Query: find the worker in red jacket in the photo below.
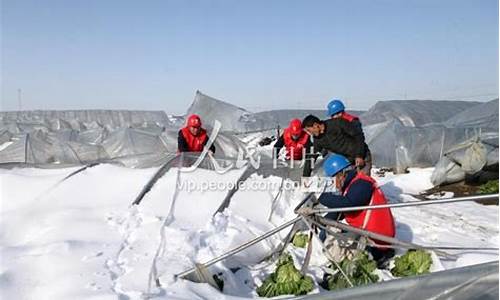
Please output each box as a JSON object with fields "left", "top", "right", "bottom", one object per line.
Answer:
{"left": 178, "top": 114, "right": 215, "bottom": 154}
{"left": 274, "top": 119, "right": 313, "bottom": 176}
{"left": 319, "top": 153, "right": 395, "bottom": 264}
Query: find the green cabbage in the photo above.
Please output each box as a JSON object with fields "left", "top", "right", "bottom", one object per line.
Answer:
{"left": 256, "top": 253, "right": 315, "bottom": 297}
{"left": 478, "top": 180, "right": 499, "bottom": 194}
{"left": 325, "top": 251, "right": 379, "bottom": 290}
{"left": 390, "top": 249, "right": 432, "bottom": 277}
{"left": 292, "top": 233, "right": 309, "bottom": 248}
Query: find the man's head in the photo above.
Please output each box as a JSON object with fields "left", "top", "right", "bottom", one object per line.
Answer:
{"left": 323, "top": 154, "right": 353, "bottom": 190}
{"left": 302, "top": 115, "right": 323, "bottom": 137}
{"left": 327, "top": 99, "right": 345, "bottom": 118}
{"left": 187, "top": 114, "right": 202, "bottom": 136}
{"left": 288, "top": 118, "right": 303, "bottom": 140}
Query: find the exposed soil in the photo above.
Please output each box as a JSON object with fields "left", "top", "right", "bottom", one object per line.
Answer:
{"left": 418, "top": 181, "right": 498, "bottom": 205}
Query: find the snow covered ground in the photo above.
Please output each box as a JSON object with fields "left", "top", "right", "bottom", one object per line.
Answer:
{"left": 0, "top": 164, "right": 498, "bottom": 299}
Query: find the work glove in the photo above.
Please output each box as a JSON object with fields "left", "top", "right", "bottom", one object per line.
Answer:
{"left": 296, "top": 207, "right": 315, "bottom": 215}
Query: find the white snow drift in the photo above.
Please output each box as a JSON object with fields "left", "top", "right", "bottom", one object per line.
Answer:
{"left": 0, "top": 165, "right": 498, "bottom": 299}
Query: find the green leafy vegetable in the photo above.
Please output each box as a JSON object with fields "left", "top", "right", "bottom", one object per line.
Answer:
{"left": 325, "top": 251, "right": 379, "bottom": 291}
{"left": 390, "top": 249, "right": 432, "bottom": 277}
{"left": 292, "top": 233, "right": 309, "bottom": 248}
{"left": 256, "top": 253, "right": 315, "bottom": 297}
{"left": 478, "top": 180, "right": 499, "bottom": 194}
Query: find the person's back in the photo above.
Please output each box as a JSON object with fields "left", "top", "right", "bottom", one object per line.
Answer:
{"left": 303, "top": 116, "right": 369, "bottom": 166}
{"left": 322, "top": 118, "right": 367, "bottom": 162}
{"left": 338, "top": 111, "right": 365, "bottom": 139}
{"left": 326, "top": 99, "right": 372, "bottom": 175}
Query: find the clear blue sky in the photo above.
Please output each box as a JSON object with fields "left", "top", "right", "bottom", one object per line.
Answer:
{"left": 1, "top": 0, "right": 498, "bottom": 114}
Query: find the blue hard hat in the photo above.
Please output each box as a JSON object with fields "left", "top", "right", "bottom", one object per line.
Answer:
{"left": 327, "top": 99, "right": 345, "bottom": 116}
{"left": 323, "top": 154, "right": 351, "bottom": 177}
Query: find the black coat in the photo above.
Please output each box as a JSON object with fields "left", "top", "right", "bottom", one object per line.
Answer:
{"left": 313, "top": 118, "right": 369, "bottom": 162}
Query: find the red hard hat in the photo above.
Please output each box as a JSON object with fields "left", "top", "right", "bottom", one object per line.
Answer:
{"left": 289, "top": 118, "right": 302, "bottom": 136}
{"left": 187, "top": 114, "right": 202, "bottom": 128}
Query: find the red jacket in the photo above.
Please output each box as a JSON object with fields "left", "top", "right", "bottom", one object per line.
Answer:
{"left": 283, "top": 128, "right": 310, "bottom": 160}
{"left": 343, "top": 172, "right": 395, "bottom": 247}
{"left": 179, "top": 127, "right": 208, "bottom": 152}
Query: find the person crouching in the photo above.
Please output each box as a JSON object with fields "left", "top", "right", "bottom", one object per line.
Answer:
{"left": 318, "top": 154, "right": 395, "bottom": 265}
{"left": 273, "top": 118, "right": 313, "bottom": 178}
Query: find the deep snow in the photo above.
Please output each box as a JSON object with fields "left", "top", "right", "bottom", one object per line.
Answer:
{"left": 0, "top": 164, "right": 498, "bottom": 299}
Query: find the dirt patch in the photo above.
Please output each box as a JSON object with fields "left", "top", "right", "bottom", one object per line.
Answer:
{"left": 418, "top": 181, "right": 498, "bottom": 205}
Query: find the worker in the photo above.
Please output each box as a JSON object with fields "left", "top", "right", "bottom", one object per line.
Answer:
{"left": 326, "top": 99, "right": 371, "bottom": 174}
{"left": 178, "top": 114, "right": 215, "bottom": 154}
{"left": 318, "top": 154, "right": 395, "bottom": 264}
{"left": 302, "top": 111, "right": 371, "bottom": 175}
{"left": 274, "top": 119, "right": 311, "bottom": 160}
{"left": 273, "top": 119, "right": 313, "bottom": 177}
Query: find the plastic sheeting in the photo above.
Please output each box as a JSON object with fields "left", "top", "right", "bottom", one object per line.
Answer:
{"left": 186, "top": 91, "right": 264, "bottom": 133}
{"left": 0, "top": 106, "right": 247, "bottom": 167}
{"left": 431, "top": 135, "right": 499, "bottom": 185}
{"left": 444, "top": 99, "right": 499, "bottom": 129}
{"left": 360, "top": 100, "right": 480, "bottom": 127}
{"left": 365, "top": 122, "right": 493, "bottom": 172}
{"left": 0, "top": 93, "right": 497, "bottom": 172}
{"left": 0, "top": 110, "right": 175, "bottom": 131}
{"left": 0, "top": 130, "right": 111, "bottom": 165}
{"left": 300, "top": 261, "right": 498, "bottom": 300}
{"left": 186, "top": 91, "right": 363, "bottom": 133}
{"left": 363, "top": 99, "right": 498, "bottom": 172}
{"left": 101, "top": 128, "right": 168, "bottom": 159}
{"left": 0, "top": 127, "right": 246, "bottom": 168}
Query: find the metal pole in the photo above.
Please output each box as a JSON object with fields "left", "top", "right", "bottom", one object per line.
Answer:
{"left": 132, "top": 154, "right": 180, "bottom": 205}
{"left": 311, "top": 194, "right": 499, "bottom": 214}
{"left": 294, "top": 193, "right": 315, "bottom": 212}
{"left": 314, "top": 217, "right": 456, "bottom": 259}
{"left": 369, "top": 243, "right": 498, "bottom": 252}
{"left": 175, "top": 216, "right": 302, "bottom": 279}
{"left": 301, "top": 216, "right": 355, "bottom": 287}
{"left": 18, "top": 88, "right": 22, "bottom": 110}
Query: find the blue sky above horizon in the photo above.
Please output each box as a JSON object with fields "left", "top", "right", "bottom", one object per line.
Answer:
{"left": 1, "top": 0, "right": 498, "bottom": 114}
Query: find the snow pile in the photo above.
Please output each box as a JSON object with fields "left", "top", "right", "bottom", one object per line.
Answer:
{"left": 0, "top": 164, "right": 498, "bottom": 299}
{"left": 375, "top": 169, "right": 498, "bottom": 268}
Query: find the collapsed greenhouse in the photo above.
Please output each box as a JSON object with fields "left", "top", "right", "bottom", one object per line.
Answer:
{"left": 0, "top": 91, "right": 498, "bottom": 299}
{"left": 1, "top": 91, "right": 497, "bottom": 175}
